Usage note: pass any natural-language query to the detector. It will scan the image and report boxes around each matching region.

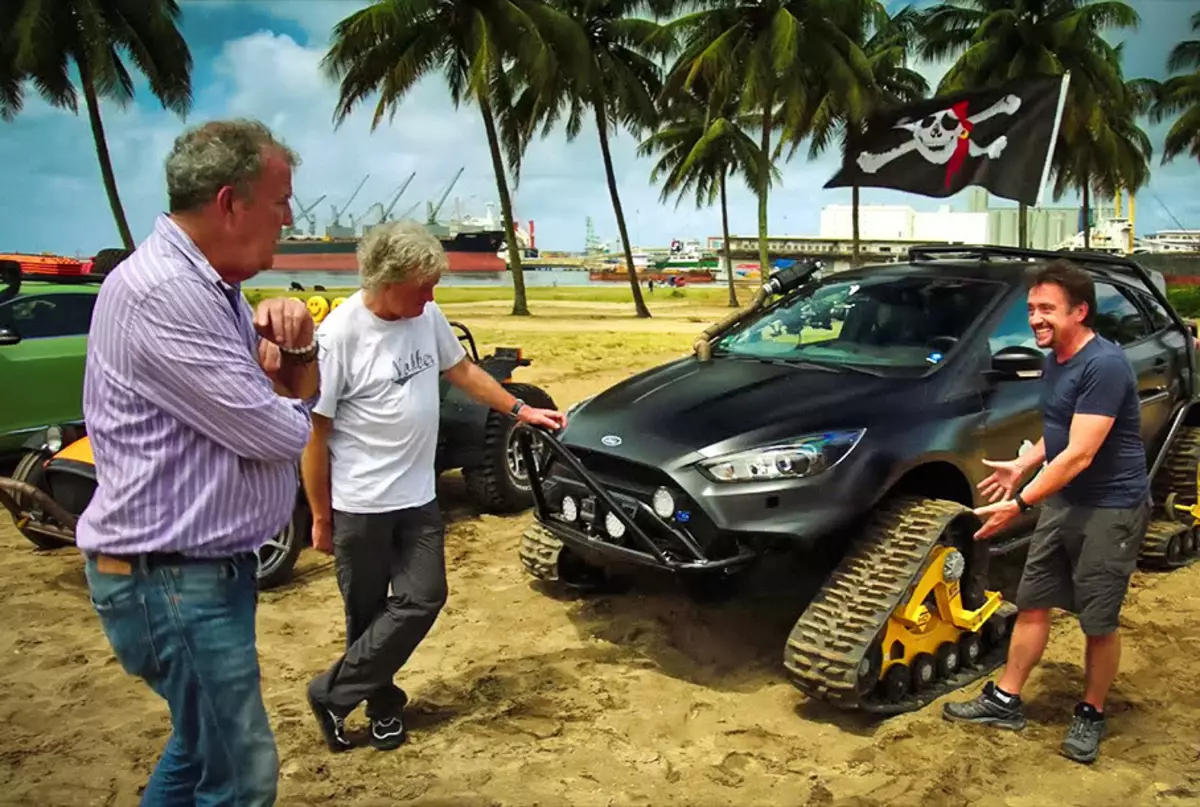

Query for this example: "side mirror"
[989,345,1044,379]
[0,327,19,346]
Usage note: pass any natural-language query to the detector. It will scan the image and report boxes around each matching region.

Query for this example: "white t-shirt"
[312,291,467,513]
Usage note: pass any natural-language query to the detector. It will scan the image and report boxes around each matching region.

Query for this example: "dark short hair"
[1027,259,1096,327]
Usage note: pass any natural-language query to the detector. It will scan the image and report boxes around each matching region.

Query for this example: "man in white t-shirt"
[301,220,566,753]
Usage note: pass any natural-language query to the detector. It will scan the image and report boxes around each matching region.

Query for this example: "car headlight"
[45,426,63,453]
[697,429,865,483]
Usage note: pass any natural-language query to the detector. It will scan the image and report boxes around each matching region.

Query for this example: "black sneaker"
[1061,702,1105,764]
[942,681,1027,730]
[370,714,407,751]
[306,683,353,753]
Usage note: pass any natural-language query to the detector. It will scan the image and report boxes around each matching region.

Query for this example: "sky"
[0,0,1195,257]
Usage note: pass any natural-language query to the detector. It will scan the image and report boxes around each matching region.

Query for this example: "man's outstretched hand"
[977,457,1025,502]
[254,297,314,348]
[973,498,1020,540]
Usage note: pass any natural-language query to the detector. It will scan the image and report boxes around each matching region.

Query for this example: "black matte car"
[514,245,1200,716]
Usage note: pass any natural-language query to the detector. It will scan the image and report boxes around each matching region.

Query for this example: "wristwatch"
[510,398,526,417]
[1014,492,1032,513]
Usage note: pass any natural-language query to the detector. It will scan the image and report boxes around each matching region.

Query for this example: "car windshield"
[711,270,1003,371]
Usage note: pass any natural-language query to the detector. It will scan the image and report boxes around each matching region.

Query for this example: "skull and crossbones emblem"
[856,94,1022,187]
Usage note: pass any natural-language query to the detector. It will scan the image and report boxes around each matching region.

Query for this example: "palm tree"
[799,2,928,266]
[1140,11,1200,165]
[505,0,672,319]
[637,80,775,307]
[320,0,579,317]
[663,0,876,277]
[917,0,1139,248]
[1051,71,1152,248]
[3,0,193,249]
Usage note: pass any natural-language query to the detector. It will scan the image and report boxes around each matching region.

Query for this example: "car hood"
[557,355,925,468]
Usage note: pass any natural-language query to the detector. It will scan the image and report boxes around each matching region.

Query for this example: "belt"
[89,551,251,576]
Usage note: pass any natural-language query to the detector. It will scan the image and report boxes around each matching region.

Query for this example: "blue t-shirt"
[1040,335,1148,508]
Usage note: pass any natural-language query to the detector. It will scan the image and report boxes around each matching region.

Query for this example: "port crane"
[327,174,369,236]
[426,167,464,225]
[364,172,417,226]
[287,194,326,236]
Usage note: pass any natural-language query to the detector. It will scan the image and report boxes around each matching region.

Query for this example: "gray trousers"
[311,499,448,717]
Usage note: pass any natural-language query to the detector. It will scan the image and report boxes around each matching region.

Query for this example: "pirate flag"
[824,73,1071,206]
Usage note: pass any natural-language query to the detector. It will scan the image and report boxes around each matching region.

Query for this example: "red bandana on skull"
[945,101,974,188]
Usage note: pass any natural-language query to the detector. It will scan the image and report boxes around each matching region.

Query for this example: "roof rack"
[907,243,1197,400]
[19,270,106,286]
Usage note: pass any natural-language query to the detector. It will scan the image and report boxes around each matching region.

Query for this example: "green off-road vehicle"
[512,245,1200,716]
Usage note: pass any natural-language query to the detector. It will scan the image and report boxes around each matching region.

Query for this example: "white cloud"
[1,1,1195,259]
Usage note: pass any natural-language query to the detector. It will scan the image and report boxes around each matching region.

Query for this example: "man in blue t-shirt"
[943,259,1151,765]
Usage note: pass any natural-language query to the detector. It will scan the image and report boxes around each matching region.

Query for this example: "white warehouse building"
[819,203,990,244]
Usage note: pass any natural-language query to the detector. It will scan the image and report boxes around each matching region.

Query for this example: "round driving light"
[652,487,675,518]
[561,495,578,522]
[45,426,63,453]
[942,548,965,583]
[605,511,626,539]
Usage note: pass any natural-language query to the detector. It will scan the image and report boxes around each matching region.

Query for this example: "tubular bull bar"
[512,423,757,572]
[0,476,78,544]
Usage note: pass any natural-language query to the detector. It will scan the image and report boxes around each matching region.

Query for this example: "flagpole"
[1034,71,1072,209]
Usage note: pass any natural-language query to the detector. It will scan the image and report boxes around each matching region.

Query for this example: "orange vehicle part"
[0,253,88,276]
[52,436,94,465]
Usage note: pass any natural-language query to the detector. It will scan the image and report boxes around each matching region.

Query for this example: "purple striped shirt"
[75,214,316,557]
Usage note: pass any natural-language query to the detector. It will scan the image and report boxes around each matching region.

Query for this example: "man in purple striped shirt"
[77,119,318,806]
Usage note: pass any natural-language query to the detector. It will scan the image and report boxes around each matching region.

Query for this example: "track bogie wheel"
[855,641,883,698]
[936,641,961,678]
[883,663,910,702]
[911,653,936,691]
[1182,529,1198,557]
[958,633,983,669]
[984,612,1013,648]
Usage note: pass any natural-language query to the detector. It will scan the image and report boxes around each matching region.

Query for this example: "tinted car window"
[713,272,1003,371]
[987,294,1040,354]
[0,292,97,339]
[1134,290,1172,333]
[1093,282,1149,346]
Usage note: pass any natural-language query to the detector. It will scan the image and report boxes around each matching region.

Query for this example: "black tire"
[256,500,308,590]
[11,450,71,550]
[463,382,557,514]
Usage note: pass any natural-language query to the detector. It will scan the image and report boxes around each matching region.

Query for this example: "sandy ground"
[2,299,1200,806]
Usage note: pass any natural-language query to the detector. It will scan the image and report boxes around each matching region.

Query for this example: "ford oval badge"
[601,435,622,447]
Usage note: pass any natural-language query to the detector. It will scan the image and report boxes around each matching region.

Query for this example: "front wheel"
[256,500,308,590]
[10,450,72,550]
[463,382,557,514]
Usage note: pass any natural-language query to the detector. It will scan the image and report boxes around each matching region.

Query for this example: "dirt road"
[1,299,1198,806]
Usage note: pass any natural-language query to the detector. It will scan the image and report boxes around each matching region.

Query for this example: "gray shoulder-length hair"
[357,220,448,290]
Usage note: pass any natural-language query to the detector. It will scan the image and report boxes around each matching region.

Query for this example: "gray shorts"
[1015,494,1151,636]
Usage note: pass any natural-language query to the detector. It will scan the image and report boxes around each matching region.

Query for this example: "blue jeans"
[85,553,279,806]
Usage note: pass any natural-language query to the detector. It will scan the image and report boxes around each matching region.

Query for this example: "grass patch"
[243,283,746,309]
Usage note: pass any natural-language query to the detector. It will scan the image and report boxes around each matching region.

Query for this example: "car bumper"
[513,424,873,574]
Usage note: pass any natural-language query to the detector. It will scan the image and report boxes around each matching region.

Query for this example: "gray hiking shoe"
[942,681,1027,730]
[1061,703,1106,764]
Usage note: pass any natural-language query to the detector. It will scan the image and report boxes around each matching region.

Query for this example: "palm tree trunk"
[592,96,650,318]
[1018,202,1028,249]
[79,55,134,250]
[757,96,772,278]
[1082,180,1091,250]
[720,169,737,308]
[852,184,861,268]
[478,93,529,317]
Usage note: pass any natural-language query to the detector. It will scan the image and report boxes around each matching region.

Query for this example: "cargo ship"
[274,228,508,273]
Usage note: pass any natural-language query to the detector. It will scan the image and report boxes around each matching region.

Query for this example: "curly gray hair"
[165,119,300,212]
[357,220,448,290]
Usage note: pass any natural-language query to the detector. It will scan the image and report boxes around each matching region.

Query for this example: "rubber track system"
[519,523,564,582]
[1138,520,1195,570]
[1151,426,1200,508]
[784,496,1011,716]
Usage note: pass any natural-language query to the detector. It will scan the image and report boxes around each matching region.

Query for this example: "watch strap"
[1015,492,1031,513]
[510,398,526,417]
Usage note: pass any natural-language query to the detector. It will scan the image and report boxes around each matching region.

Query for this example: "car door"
[976,290,1046,540]
[0,291,97,453]
[1090,280,1171,451]
[1127,286,1189,457]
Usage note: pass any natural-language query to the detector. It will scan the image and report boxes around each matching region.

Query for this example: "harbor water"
[246,266,613,289]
